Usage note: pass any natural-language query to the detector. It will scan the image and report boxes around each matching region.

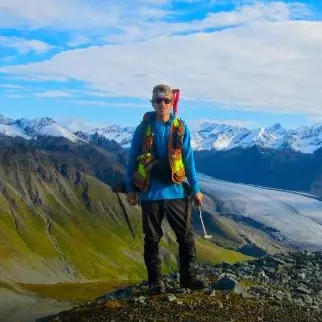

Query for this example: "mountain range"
[2,115,322,153]
[1,115,322,320]
[2,114,322,198]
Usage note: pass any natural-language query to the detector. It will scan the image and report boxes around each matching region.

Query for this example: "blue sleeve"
[126,124,142,193]
[182,124,200,195]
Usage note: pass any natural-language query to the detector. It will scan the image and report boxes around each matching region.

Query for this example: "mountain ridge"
[194,146,322,198]
[2,115,322,153]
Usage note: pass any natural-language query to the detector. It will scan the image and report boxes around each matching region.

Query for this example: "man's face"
[152,96,173,120]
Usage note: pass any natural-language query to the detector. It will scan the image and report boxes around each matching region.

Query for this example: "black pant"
[141,198,196,284]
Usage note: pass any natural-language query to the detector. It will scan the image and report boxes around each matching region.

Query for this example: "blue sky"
[1,0,322,129]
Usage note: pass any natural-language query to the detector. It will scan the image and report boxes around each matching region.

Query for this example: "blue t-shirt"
[126,113,200,201]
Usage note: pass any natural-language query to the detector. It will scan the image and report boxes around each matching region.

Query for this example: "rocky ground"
[40,251,322,322]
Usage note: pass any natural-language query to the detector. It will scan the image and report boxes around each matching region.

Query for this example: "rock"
[221,261,231,269]
[271,257,288,266]
[42,250,322,322]
[296,285,312,295]
[294,298,305,306]
[249,285,269,297]
[167,294,177,302]
[274,291,284,301]
[254,265,266,277]
[268,299,282,307]
[134,296,147,305]
[216,301,224,309]
[241,292,256,299]
[298,272,306,279]
[301,294,313,305]
[88,250,322,317]
[96,287,133,302]
[262,266,275,274]
[285,292,293,302]
[211,276,244,294]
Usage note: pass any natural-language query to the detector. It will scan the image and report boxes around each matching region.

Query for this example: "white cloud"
[83,90,111,98]
[104,2,310,43]
[0,36,53,54]
[67,36,91,48]
[0,0,310,38]
[75,100,147,108]
[0,0,167,30]
[35,90,74,98]
[0,83,22,89]
[1,19,322,117]
[0,1,320,119]
[5,94,23,98]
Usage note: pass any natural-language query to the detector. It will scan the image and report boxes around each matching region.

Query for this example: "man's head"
[151,84,173,122]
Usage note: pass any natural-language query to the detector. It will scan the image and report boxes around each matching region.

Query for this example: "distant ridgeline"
[1,115,322,198]
[194,146,322,198]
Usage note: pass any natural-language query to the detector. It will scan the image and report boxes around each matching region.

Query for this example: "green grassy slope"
[0,142,251,289]
[0,171,250,283]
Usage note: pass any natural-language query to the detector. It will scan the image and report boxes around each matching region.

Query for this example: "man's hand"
[127,193,138,206]
[193,192,203,207]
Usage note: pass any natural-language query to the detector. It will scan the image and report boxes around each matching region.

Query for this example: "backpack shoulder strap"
[140,112,155,154]
[173,117,185,137]
[170,118,185,149]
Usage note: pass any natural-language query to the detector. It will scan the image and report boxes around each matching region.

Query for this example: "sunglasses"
[153,98,172,104]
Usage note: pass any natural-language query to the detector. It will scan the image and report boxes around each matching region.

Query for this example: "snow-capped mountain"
[89,125,135,147]
[194,121,322,153]
[64,119,322,153]
[191,122,305,152]
[0,116,82,143]
[2,115,322,153]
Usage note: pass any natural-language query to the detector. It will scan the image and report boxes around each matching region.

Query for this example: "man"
[126,84,205,294]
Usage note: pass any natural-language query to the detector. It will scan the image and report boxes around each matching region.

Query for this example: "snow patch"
[37,124,83,142]
[0,124,31,139]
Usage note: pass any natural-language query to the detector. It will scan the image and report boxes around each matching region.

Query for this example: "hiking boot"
[180,276,206,290]
[149,280,166,294]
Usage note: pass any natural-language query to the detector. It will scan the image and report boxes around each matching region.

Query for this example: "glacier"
[199,174,322,250]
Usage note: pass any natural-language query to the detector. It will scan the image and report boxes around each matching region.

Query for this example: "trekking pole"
[112,183,136,239]
[198,206,212,239]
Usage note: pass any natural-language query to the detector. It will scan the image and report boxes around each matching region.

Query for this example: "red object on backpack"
[172,89,180,116]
